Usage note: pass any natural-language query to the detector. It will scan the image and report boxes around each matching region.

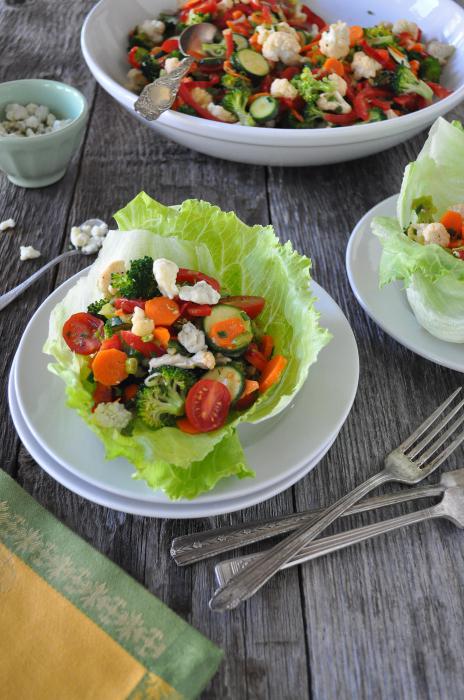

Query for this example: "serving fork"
[214,468,464,587]
[209,388,464,611]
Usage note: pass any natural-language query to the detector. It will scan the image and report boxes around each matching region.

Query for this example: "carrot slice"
[177,417,201,434]
[259,355,288,394]
[440,210,463,232]
[409,59,420,76]
[144,297,180,326]
[123,383,139,402]
[92,349,128,386]
[210,317,246,348]
[349,25,364,46]
[260,334,274,360]
[323,57,345,76]
[153,326,170,347]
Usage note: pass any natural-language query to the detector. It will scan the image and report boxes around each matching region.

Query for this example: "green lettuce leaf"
[45,195,330,499]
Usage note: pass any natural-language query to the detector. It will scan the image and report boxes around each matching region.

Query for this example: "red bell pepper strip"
[370,97,391,110]
[323,113,359,125]
[359,39,396,70]
[161,38,179,53]
[353,86,392,121]
[279,66,300,81]
[301,5,326,30]
[224,29,234,59]
[393,94,419,109]
[262,4,273,23]
[427,82,452,99]
[128,46,148,69]
[113,298,145,313]
[178,83,223,121]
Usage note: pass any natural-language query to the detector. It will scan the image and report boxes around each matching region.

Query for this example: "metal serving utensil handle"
[0,249,78,312]
[134,56,194,121]
[209,471,391,611]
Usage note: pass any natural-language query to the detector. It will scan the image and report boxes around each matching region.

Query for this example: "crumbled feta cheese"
[153,258,179,299]
[148,349,216,371]
[46,113,56,127]
[1,103,65,137]
[449,203,464,217]
[327,73,348,97]
[0,218,15,231]
[26,103,38,115]
[422,222,450,247]
[351,51,382,80]
[178,322,207,354]
[270,78,298,100]
[70,220,108,254]
[91,222,108,238]
[82,239,102,255]
[178,280,221,305]
[20,245,41,261]
[426,40,455,65]
[98,260,126,295]
[6,104,28,121]
[392,19,419,40]
[319,21,350,59]
[126,68,147,92]
[35,105,49,122]
[70,226,90,248]
[190,87,213,108]
[207,103,237,122]
[93,401,132,430]
[262,24,302,65]
[131,306,155,337]
[138,19,166,44]
[164,57,181,74]
[317,91,352,114]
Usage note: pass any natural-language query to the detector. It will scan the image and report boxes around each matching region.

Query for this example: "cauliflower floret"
[131,306,155,338]
[164,57,181,74]
[207,103,237,122]
[19,245,41,261]
[138,19,166,44]
[319,21,350,59]
[422,222,450,247]
[178,280,221,305]
[98,260,126,296]
[190,87,213,107]
[351,51,382,80]
[178,322,207,353]
[93,401,132,430]
[262,28,301,65]
[70,226,90,248]
[392,19,419,40]
[327,73,347,97]
[316,91,352,114]
[153,258,179,299]
[256,24,273,45]
[270,78,299,100]
[148,350,216,371]
[426,40,455,65]
[449,203,464,217]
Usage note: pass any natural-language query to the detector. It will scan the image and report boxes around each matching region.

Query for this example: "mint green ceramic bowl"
[0,79,88,188]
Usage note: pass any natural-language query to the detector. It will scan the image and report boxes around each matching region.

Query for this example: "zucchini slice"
[203,304,253,356]
[249,95,279,122]
[233,33,249,51]
[203,365,245,403]
[232,48,270,78]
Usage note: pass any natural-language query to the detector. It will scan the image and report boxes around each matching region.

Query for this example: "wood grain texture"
[2,1,464,698]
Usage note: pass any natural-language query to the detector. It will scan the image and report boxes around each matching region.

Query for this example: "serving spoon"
[134,22,218,121]
[0,219,105,312]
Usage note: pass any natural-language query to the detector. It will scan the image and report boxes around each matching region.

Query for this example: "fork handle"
[171,484,444,566]
[209,470,391,611]
[214,502,446,587]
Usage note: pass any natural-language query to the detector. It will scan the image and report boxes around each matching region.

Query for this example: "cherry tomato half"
[120,330,165,358]
[186,379,231,432]
[92,383,113,411]
[180,302,212,318]
[114,298,145,313]
[220,295,265,319]
[62,312,104,355]
[177,268,221,293]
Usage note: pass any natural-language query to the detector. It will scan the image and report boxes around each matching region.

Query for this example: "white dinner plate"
[9,360,337,517]
[347,194,464,374]
[13,269,358,508]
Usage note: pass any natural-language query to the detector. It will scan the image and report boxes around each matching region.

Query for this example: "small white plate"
[9,361,337,517]
[347,194,464,374]
[13,270,358,508]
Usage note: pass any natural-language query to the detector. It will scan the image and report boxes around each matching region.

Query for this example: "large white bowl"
[81,0,464,166]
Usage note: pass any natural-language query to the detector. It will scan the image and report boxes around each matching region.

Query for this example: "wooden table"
[2,2,464,698]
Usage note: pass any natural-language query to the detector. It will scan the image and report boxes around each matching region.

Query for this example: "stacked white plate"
[9,272,359,517]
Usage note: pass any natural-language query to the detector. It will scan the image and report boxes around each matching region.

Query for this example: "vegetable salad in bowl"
[125,2,454,127]
[44,194,330,500]
[372,118,464,343]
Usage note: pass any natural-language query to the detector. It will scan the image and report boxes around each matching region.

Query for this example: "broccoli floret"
[87,298,109,315]
[186,11,211,25]
[411,196,437,224]
[291,68,336,104]
[140,54,161,82]
[364,24,395,46]
[177,104,197,116]
[222,88,256,126]
[373,70,395,88]
[368,107,387,122]
[136,367,197,429]
[392,65,433,101]
[286,102,324,128]
[110,256,159,299]
[221,74,250,91]
[158,12,180,38]
[419,56,441,83]
[128,30,154,51]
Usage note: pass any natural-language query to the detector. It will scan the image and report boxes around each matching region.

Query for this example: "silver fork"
[209,388,464,611]
[214,469,464,587]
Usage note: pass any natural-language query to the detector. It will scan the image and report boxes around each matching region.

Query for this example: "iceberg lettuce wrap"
[372,118,464,343]
[44,194,330,500]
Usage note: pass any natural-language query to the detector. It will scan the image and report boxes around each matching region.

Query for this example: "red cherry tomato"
[176,268,221,293]
[62,313,104,355]
[244,344,267,372]
[186,379,231,432]
[220,295,265,319]
[119,331,165,358]
[180,302,212,318]
[100,335,123,351]
[113,298,145,313]
[92,383,113,411]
